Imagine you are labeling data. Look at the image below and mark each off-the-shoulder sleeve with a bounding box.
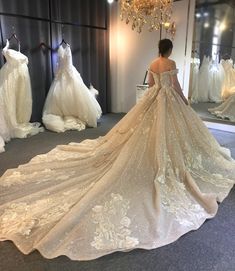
[170,69,179,75]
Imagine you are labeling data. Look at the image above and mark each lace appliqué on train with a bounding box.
[0,169,53,187]
[0,199,71,236]
[91,193,139,250]
[155,154,205,227]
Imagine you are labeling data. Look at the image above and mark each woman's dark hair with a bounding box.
[158,39,173,56]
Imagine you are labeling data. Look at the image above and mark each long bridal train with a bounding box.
[0,70,234,261]
[42,44,102,133]
[209,93,235,122]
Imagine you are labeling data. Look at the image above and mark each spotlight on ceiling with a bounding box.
[107,0,114,3]
[204,22,210,28]
[220,22,227,31]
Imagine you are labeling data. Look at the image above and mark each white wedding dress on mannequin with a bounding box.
[221,59,235,100]
[198,56,211,102]
[43,44,102,133]
[0,85,11,153]
[0,69,234,261]
[189,57,200,103]
[0,40,43,139]
[0,94,10,153]
[208,60,224,103]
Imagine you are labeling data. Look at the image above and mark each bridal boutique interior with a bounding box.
[0,0,235,271]
[189,0,235,131]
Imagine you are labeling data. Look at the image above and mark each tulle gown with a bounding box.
[42,44,102,133]
[0,69,235,261]
[198,56,211,102]
[221,59,235,100]
[208,60,224,103]
[0,40,43,139]
[208,93,235,122]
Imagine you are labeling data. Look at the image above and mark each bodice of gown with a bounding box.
[57,45,73,71]
[200,56,210,71]
[2,40,28,67]
[150,69,178,88]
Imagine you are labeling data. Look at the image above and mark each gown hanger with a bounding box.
[59,38,68,46]
[7,32,21,51]
[59,24,68,46]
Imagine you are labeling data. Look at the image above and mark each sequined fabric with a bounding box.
[0,69,234,260]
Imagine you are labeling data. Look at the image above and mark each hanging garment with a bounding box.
[190,57,200,103]
[221,59,235,100]
[0,69,234,261]
[208,93,235,122]
[197,56,211,102]
[42,44,102,133]
[0,40,43,139]
[208,60,224,103]
[0,87,10,153]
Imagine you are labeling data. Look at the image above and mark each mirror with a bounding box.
[189,0,235,124]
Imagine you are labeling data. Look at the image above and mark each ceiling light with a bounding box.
[220,22,227,31]
[120,0,173,33]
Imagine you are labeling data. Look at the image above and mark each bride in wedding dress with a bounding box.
[42,43,102,133]
[0,39,234,261]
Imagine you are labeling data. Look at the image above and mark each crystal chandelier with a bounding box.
[120,0,174,33]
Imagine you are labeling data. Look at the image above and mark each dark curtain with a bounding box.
[0,0,109,121]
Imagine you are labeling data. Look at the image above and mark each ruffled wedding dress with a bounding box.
[42,44,102,133]
[221,59,235,100]
[198,56,211,102]
[208,93,235,122]
[0,69,235,261]
[0,40,43,139]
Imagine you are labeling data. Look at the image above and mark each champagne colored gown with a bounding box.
[0,69,234,261]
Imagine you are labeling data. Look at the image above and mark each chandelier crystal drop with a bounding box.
[120,0,174,33]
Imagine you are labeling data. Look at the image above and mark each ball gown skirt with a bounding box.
[42,45,102,133]
[0,40,43,139]
[0,70,234,261]
[208,93,235,122]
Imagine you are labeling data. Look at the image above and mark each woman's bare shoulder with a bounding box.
[167,59,176,69]
[150,58,160,67]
